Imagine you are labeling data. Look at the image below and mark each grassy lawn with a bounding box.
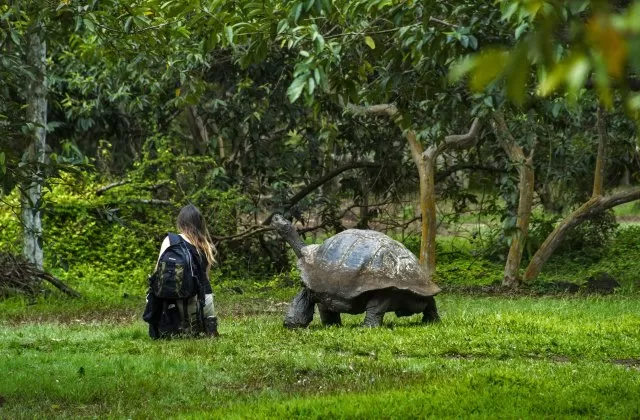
[1,292,639,418]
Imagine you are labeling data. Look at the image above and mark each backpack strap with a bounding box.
[155,233,183,270]
[167,232,182,246]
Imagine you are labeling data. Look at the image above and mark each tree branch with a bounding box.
[96,180,130,196]
[128,199,174,206]
[433,118,481,157]
[38,272,82,298]
[262,161,381,225]
[345,103,399,118]
[212,226,274,242]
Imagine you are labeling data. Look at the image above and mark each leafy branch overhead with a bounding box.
[450,0,640,109]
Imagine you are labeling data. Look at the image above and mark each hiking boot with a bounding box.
[204,316,220,338]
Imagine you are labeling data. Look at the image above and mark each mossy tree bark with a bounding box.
[523,107,640,282]
[492,112,536,288]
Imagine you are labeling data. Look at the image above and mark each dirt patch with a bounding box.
[612,358,640,370]
[442,277,620,297]
[224,298,290,317]
[441,284,574,297]
[1,303,142,326]
[441,352,574,363]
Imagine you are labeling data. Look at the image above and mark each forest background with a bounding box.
[1,0,640,417]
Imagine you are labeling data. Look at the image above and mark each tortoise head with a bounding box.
[271,214,305,258]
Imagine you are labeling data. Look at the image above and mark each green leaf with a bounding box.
[515,22,528,40]
[304,0,315,12]
[10,30,20,46]
[291,3,302,24]
[314,33,325,52]
[505,45,530,105]
[569,0,590,15]
[538,64,566,96]
[627,94,640,110]
[448,56,476,83]
[313,68,321,85]
[83,15,96,32]
[307,76,316,95]
[205,32,219,51]
[502,2,519,21]
[277,19,288,34]
[566,55,590,96]
[538,54,590,98]
[225,26,234,45]
[364,36,375,50]
[287,75,307,103]
[468,35,478,50]
[470,49,509,91]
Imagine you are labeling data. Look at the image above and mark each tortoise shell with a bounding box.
[298,229,441,300]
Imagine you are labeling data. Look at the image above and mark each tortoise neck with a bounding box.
[283,227,305,258]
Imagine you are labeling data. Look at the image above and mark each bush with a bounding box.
[480,210,618,264]
[0,165,302,297]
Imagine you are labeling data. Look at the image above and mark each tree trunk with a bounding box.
[523,107,618,282]
[21,29,47,269]
[423,154,438,279]
[406,130,433,273]
[592,107,607,197]
[492,112,536,288]
[503,156,534,287]
[523,189,640,281]
[185,106,209,154]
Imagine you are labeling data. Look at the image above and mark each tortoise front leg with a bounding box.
[318,304,342,326]
[421,296,440,324]
[363,296,388,327]
[284,288,315,329]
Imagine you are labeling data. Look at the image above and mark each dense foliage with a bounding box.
[2,0,640,291]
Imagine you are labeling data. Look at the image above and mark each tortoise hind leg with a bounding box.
[284,288,315,328]
[318,304,342,326]
[421,296,440,323]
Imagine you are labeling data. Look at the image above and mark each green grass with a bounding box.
[1,293,639,418]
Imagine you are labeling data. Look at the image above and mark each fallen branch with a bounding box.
[38,272,82,298]
[0,252,81,298]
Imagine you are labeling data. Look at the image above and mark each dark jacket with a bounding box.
[183,240,212,295]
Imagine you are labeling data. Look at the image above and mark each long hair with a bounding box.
[176,204,216,273]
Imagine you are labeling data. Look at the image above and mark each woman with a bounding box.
[153,204,219,337]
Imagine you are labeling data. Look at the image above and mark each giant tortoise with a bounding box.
[271,214,441,328]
